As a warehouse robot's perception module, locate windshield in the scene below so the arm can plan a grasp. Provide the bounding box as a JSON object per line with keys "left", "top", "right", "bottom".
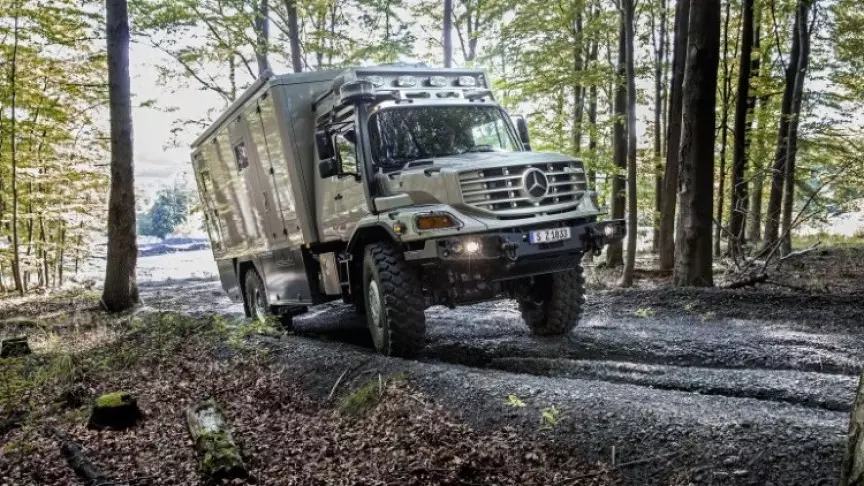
{"left": 368, "top": 105, "right": 521, "bottom": 171}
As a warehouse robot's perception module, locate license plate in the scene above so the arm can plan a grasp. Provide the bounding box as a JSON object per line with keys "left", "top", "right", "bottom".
{"left": 529, "top": 227, "right": 572, "bottom": 244}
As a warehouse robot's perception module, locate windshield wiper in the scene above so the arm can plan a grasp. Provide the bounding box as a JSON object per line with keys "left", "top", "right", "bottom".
{"left": 464, "top": 144, "right": 496, "bottom": 153}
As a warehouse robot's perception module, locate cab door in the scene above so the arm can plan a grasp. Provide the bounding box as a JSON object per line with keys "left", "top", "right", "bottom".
{"left": 317, "top": 132, "right": 368, "bottom": 242}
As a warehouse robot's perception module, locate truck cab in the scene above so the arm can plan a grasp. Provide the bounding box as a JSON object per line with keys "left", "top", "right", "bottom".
{"left": 190, "top": 64, "right": 625, "bottom": 358}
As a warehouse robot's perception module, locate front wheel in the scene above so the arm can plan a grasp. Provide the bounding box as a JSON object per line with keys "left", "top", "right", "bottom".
{"left": 519, "top": 265, "right": 586, "bottom": 336}
{"left": 363, "top": 242, "right": 426, "bottom": 357}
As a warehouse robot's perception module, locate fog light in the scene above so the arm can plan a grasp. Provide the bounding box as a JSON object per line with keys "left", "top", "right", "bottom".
{"left": 604, "top": 225, "right": 616, "bottom": 237}
{"left": 465, "top": 241, "right": 481, "bottom": 254}
{"left": 416, "top": 214, "right": 458, "bottom": 231}
{"left": 450, "top": 241, "right": 464, "bottom": 254}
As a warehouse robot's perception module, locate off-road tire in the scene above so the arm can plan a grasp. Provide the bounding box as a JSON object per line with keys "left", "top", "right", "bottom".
{"left": 519, "top": 265, "right": 585, "bottom": 336}
{"left": 363, "top": 242, "right": 426, "bottom": 357}
{"left": 244, "top": 269, "right": 293, "bottom": 329}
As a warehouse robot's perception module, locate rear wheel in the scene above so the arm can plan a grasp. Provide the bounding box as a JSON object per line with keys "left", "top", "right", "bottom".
{"left": 244, "top": 269, "right": 293, "bottom": 329}
{"left": 363, "top": 242, "right": 426, "bottom": 357}
{"left": 519, "top": 265, "right": 585, "bottom": 336}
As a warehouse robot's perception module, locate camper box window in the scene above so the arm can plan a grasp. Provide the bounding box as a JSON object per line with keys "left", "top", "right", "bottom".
{"left": 233, "top": 142, "right": 249, "bottom": 171}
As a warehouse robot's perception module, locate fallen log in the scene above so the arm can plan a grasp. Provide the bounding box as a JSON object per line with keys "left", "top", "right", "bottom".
{"left": 0, "top": 410, "right": 27, "bottom": 437}
{"left": 0, "top": 336, "right": 31, "bottom": 357}
{"left": 720, "top": 272, "right": 768, "bottom": 290}
{"left": 47, "top": 427, "right": 112, "bottom": 486}
{"left": 186, "top": 399, "right": 247, "bottom": 481}
{"left": 841, "top": 369, "right": 864, "bottom": 485}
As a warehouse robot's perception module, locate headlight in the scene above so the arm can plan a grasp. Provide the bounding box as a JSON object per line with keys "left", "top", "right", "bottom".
{"left": 604, "top": 225, "right": 616, "bottom": 237}
{"left": 465, "top": 241, "right": 481, "bottom": 253}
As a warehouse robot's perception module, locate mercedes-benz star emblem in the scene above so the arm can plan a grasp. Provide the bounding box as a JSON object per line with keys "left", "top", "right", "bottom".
{"left": 521, "top": 168, "right": 549, "bottom": 201}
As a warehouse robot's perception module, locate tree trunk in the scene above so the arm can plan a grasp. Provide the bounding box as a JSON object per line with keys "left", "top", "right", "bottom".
{"left": 102, "top": 0, "right": 140, "bottom": 312}
{"left": 572, "top": 11, "right": 585, "bottom": 156}
{"left": 715, "top": 0, "right": 733, "bottom": 257}
{"left": 606, "top": 18, "right": 628, "bottom": 268}
{"left": 748, "top": 94, "right": 769, "bottom": 242}
{"left": 658, "top": 0, "right": 691, "bottom": 270}
{"left": 587, "top": 34, "right": 599, "bottom": 192}
{"left": 674, "top": 0, "right": 721, "bottom": 287}
{"left": 762, "top": 16, "right": 801, "bottom": 252}
{"left": 779, "top": 0, "right": 811, "bottom": 255}
{"left": 728, "top": 0, "right": 757, "bottom": 254}
{"left": 620, "top": 0, "right": 638, "bottom": 287}
{"left": 651, "top": 0, "right": 668, "bottom": 253}
{"left": 10, "top": 6, "right": 24, "bottom": 296}
{"left": 254, "top": 0, "right": 270, "bottom": 75}
{"left": 285, "top": 0, "right": 302, "bottom": 73}
{"left": 443, "top": 0, "right": 453, "bottom": 67}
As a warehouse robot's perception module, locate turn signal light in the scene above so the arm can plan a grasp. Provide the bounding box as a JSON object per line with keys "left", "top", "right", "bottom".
{"left": 415, "top": 214, "right": 458, "bottom": 231}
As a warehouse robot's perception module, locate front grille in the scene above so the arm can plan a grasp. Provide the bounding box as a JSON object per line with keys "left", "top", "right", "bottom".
{"left": 459, "top": 161, "right": 588, "bottom": 219}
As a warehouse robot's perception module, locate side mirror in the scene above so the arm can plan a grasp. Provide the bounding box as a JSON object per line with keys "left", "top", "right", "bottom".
{"left": 512, "top": 115, "right": 531, "bottom": 151}
{"left": 318, "top": 158, "right": 339, "bottom": 178}
{"left": 315, "top": 130, "right": 335, "bottom": 160}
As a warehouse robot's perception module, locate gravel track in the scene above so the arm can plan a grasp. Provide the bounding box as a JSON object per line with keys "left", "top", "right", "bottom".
{"left": 137, "top": 249, "right": 864, "bottom": 485}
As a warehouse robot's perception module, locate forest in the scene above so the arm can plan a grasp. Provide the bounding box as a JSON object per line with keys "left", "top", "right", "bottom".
{"left": 3, "top": 1, "right": 864, "bottom": 485}
{"left": 0, "top": 0, "right": 863, "bottom": 297}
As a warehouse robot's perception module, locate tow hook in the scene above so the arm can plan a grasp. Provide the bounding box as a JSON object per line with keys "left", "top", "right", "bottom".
{"left": 500, "top": 241, "right": 519, "bottom": 263}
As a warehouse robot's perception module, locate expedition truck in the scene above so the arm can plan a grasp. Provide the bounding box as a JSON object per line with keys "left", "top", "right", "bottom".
{"left": 190, "top": 64, "right": 625, "bottom": 357}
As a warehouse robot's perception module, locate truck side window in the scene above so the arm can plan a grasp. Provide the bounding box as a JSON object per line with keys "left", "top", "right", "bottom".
{"left": 233, "top": 142, "right": 249, "bottom": 171}
{"left": 335, "top": 134, "right": 358, "bottom": 174}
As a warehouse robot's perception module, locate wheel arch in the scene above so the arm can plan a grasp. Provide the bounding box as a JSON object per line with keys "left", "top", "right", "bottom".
{"left": 345, "top": 222, "right": 400, "bottom": 304}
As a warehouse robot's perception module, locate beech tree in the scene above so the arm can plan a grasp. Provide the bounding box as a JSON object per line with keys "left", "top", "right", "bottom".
{"left": 658, "top": 0, "right": 690, "bottom": 271}
{"left": 674, "top": 0, "right": 721, "bottom": 286}
{"left": 620, "top": 0, "right": 638, "bottom": 286}
{"left": 727, "top": 0, "right": 756, "bottom": 254}
{"left": 102, "top": 0, "right": 139, "bottom": 311}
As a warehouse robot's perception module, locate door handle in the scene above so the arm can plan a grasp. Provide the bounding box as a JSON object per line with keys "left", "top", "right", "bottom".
{"left": 334, "top": 193, "right": 343, "bottom": 201}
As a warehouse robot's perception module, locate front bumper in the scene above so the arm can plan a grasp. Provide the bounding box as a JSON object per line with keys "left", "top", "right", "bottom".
{"left": 404, "top": 218, "right": 626, "bottom": 279}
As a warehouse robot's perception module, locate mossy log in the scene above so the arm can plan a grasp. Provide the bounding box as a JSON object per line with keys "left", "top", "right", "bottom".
{"left": 87, "top": 392, "right": 143, "bottom": 430}
{"left": 186, "top": 399, "right": 247, "bottom": 481}
{"left": 0, "top": 336, "right": 31, "bottom": 357}
{"left": 48, "top": 427, "right": 111, "bottom": 486}
{"left": 841, "top": 369, "right": 864, "bottom": 485}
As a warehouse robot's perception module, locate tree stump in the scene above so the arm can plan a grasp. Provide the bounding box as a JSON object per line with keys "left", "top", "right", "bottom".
{"left": 841, "top": 369, "right": 864, "bottom": 485}
{"left": 186, "top": 399, "right": 247, "bottom": 481}
{"left": 0, "top": 336, "right": 31, "bottom": 357}
{"left": 87, "top": 392, "right": 143, "bottom": 430}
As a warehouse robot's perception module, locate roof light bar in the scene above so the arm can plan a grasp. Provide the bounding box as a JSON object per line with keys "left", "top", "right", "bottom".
{"left": 396, "top": 75, "right": 417, "bottom": 87}
{"left": 457, "top": 76, "right": 477, "bottom": 87}
{"left": 364, "top": 75, "right": 385, "bottom": 87}
{"left": 429, "top": 76, "right": 448, "bottom": 87}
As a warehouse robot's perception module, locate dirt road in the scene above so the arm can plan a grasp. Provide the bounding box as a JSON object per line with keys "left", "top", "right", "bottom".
{"left": 136, "top": 249, "right": 863, "bottom": 485}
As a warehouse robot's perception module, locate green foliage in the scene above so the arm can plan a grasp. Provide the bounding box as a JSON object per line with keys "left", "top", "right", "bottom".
{"left": 539, "top": 405, "right": 564, "bottom": 430}
{"left": 138, "top": 185, "right": 192, "bottom": 239}
{"left": 505, "top": 393, "right": 526, "bottom": 408}
{"left": 339, "top": 377, "right": 383, "bottom": 417}
{"left": 0, "top": 0, "right": 110, "bottom": 293}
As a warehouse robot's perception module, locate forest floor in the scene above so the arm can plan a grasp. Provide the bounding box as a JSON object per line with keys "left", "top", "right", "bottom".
{"left": 1, "top": 245, "right": 864, "bottom": 485}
